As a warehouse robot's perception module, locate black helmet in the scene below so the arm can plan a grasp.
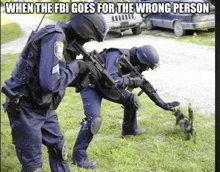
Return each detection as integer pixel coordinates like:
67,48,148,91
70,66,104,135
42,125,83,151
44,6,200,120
136,45,160,70
70,13,107,42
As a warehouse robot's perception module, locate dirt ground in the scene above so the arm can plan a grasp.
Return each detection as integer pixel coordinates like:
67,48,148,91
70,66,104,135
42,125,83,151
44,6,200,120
1,13,215,116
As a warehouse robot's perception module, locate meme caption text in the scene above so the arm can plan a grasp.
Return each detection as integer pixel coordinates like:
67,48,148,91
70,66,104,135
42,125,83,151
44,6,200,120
5,2,210,14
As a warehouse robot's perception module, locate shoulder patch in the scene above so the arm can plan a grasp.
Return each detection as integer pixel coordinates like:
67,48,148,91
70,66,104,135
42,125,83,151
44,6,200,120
54,41,64,60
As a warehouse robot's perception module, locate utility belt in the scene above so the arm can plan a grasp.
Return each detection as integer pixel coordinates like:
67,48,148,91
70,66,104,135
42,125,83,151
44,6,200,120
2,85,32,117
2,85,31,103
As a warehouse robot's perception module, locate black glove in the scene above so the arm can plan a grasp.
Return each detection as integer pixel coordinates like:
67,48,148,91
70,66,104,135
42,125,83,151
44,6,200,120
77,59,102,80
162,101,180,111
77,60,87,75
68,60,88,87
129,77,144,88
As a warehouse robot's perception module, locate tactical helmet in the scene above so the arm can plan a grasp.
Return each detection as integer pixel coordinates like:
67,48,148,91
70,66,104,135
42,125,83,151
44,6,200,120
70,13,107,42
136,45,160,70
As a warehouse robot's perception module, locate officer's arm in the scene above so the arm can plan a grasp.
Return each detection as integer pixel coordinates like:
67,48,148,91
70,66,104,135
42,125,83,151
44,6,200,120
39,33,80,93
105,51,130,89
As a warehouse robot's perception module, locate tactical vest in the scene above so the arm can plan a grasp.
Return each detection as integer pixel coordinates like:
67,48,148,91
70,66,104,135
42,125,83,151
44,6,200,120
99,48,130,61
90,48,131,100
99,48,131,75
11,22,67,109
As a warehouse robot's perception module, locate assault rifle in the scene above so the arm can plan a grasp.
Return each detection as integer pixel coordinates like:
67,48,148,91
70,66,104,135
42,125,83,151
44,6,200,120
120,55,179,111
72,41,124,100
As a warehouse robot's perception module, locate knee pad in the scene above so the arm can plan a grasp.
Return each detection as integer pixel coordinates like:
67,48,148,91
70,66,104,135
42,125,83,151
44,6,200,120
126,94,141,110
81,116,102,135
90,116,102,134
48,140,68,162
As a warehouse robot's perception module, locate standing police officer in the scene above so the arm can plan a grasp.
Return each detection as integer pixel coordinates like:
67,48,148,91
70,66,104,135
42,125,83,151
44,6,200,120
72,45,180,169
2,13,107,172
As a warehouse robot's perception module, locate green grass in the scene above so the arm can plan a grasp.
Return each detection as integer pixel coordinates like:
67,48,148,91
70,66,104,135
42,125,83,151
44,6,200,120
1,53,215,171
141,26,215,47
1,20,23,45
178,30,215,46
1,18,14,25
46,13,70,23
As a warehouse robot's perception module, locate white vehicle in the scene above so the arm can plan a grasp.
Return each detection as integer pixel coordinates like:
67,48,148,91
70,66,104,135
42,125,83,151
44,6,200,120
102,12,143,36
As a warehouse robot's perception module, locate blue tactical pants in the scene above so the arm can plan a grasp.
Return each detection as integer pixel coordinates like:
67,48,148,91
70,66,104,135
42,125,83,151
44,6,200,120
6,102,71,172
72,86,139,162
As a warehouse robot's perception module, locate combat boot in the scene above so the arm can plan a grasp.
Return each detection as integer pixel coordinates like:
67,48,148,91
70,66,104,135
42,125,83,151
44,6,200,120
72,158,97,169
19,165,43,172
72,117,97,169
121,128,146,138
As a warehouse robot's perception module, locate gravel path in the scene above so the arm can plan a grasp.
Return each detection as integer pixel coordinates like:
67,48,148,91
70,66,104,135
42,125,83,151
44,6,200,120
1,13,56,54
1,13,215,116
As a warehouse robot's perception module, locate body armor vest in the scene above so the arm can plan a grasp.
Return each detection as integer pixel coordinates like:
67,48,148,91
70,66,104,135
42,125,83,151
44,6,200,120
90,48,131,100
11,23,67,109
99,48,130,61
99,48,131,75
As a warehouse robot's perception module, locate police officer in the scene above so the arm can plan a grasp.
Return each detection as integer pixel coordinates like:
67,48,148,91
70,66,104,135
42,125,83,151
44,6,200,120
2,13,107,172
72,45,179,169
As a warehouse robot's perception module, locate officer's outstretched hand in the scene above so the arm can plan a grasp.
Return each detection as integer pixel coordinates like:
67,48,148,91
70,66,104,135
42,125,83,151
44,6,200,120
163,101,180,111
129,77,144,88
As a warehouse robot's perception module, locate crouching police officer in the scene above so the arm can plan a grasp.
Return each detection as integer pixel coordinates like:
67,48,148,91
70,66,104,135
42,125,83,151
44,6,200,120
2,13,107,172
72,45,179,169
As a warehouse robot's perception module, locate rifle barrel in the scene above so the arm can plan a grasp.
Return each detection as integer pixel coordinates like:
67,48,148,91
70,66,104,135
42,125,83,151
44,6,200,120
72,40,89,57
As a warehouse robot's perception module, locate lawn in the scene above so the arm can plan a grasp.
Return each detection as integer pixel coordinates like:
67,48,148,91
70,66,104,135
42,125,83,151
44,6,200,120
1,53,215,171
1,18,23,45
141,26,215,47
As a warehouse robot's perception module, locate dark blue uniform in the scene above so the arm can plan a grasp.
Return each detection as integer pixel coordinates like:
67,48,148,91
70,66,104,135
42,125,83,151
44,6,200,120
72,44,180,169
3,22,81,172
72,49,142,164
